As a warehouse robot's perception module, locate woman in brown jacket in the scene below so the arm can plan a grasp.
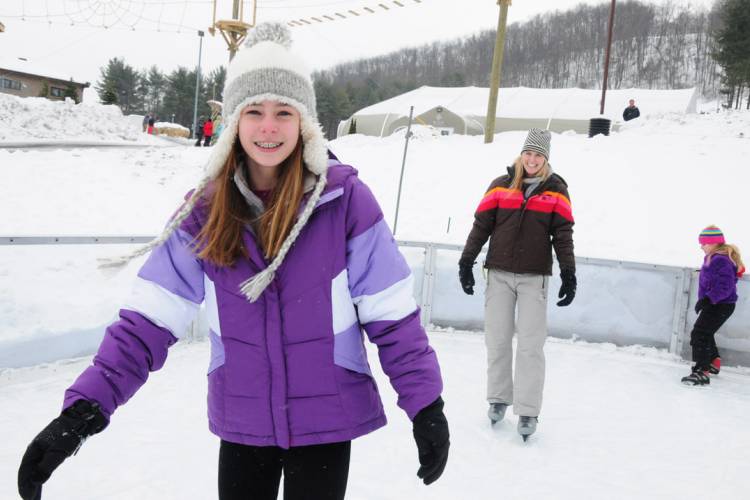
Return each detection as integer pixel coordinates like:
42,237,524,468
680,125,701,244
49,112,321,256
459,128,576,441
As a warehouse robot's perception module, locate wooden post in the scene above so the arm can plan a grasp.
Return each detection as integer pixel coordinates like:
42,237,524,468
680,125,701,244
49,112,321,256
599,0,616,115
210,0,257,61
484,0,512,144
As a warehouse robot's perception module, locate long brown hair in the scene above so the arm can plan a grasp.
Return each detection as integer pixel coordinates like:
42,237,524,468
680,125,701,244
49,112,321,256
197,138,305,265
509,155,552,191
257,139,304,258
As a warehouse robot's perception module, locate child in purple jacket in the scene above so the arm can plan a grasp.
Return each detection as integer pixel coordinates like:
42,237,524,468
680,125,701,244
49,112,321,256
18,23,449,500
682,226,745,385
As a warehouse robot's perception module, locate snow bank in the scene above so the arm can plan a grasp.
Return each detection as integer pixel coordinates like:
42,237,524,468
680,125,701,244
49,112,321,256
0,93,148,142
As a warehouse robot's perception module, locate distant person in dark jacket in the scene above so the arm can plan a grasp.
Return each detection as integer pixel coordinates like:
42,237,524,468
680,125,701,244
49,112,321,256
202,117,214,146
623,99,640,121
195,116,205,147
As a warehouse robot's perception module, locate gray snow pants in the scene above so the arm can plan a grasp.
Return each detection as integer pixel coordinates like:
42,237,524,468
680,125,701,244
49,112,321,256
484,269,549,417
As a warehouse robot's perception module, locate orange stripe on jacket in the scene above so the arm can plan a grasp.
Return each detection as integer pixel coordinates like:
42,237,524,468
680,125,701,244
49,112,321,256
476,187,523,213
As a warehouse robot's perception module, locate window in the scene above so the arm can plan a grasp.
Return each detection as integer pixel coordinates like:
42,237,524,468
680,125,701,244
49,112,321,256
1,78,22,90
50,86,65,97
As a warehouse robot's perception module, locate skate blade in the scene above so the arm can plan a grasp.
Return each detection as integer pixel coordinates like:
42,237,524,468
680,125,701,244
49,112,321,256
681,380,709,386
521,434,530,442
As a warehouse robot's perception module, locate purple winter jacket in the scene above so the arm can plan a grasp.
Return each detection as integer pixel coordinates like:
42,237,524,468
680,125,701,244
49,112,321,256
64,160,443,448
698,253,739,304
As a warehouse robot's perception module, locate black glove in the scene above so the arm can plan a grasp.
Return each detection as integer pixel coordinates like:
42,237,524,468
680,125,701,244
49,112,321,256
412,397,450,485
556,269,577,307
695,297,709,314
18,399,107,500
459,261,475,295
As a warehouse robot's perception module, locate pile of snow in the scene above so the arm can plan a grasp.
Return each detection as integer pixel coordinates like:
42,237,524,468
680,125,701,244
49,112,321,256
0,93,156,143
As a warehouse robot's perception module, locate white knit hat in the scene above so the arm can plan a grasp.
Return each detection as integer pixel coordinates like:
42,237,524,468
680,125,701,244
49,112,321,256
521,128,551,160
101,22,329,303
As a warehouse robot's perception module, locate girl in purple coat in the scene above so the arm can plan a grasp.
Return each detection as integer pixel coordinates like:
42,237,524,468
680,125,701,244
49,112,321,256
681,225,745,386
18,23,448,500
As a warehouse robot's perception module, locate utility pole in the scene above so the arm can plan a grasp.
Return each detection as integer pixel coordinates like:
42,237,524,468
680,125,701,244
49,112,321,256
600,0,616,115
484,0,512,144
210,0,257,61
192,30,205,140
393,106,414,237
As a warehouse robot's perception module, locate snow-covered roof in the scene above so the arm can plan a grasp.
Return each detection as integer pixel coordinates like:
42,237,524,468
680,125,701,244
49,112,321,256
354,86,697,122
0,56,89,85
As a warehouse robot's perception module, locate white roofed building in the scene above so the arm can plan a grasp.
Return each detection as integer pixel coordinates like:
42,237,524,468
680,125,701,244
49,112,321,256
338,85,699,137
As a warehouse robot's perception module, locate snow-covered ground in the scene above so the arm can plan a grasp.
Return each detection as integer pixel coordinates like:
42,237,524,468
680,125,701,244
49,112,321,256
1,95,749,498
2,333,749,500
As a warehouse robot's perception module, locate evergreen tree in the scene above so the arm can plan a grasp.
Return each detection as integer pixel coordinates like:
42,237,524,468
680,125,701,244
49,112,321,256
206,66,226,103
313,79,337,138
64,80,79,103
712,0,750,108
162,67,202,126
101,82,118,105
37,82,49,98
96,58,142,112
145,66,166,117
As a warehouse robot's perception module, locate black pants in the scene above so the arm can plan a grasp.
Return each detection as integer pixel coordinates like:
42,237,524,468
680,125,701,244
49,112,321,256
218,440,351,500
195,134,203,146
690,303,735,369
203,134,213,146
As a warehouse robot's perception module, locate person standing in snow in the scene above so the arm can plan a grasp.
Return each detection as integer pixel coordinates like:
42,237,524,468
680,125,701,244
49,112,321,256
194,115,205,147
18,22,449,500
681,226,744,386
202,116,214,147
622,99,640,121
458,128,575,441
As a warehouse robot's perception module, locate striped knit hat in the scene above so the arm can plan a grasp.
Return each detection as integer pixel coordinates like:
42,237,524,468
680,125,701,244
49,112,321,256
101,22,329,303
699,225,725,245
522,128,551,160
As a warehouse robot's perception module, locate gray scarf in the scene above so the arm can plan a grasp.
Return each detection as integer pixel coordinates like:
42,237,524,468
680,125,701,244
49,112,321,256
522,166,554,199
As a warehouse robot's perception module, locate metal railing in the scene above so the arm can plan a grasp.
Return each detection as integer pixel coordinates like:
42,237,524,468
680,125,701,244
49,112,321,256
3,235,749,367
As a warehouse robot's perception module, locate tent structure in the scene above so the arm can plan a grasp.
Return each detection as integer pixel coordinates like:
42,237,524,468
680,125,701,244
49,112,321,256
337,85,699,138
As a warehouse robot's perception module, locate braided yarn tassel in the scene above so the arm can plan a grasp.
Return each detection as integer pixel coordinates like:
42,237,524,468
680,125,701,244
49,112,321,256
239,170,327,302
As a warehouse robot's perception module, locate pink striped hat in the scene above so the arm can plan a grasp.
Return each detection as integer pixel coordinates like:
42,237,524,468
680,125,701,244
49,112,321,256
698,225,725,245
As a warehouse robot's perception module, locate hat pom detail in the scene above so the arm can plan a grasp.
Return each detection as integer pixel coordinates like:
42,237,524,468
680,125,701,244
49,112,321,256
245,22,292,49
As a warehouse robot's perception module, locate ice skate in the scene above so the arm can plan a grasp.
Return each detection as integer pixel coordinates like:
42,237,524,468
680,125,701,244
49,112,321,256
681,367,710,386
487,403,508,425
517,416,538,441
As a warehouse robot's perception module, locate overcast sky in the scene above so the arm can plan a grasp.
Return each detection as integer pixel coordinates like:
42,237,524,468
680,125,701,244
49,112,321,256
0,0,715,89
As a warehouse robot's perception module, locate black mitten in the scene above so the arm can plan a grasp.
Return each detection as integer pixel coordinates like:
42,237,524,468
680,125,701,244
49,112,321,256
412,397,450,485
458,261,476,295
18,399,107,500
694,297,708,314
556,269,577,307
